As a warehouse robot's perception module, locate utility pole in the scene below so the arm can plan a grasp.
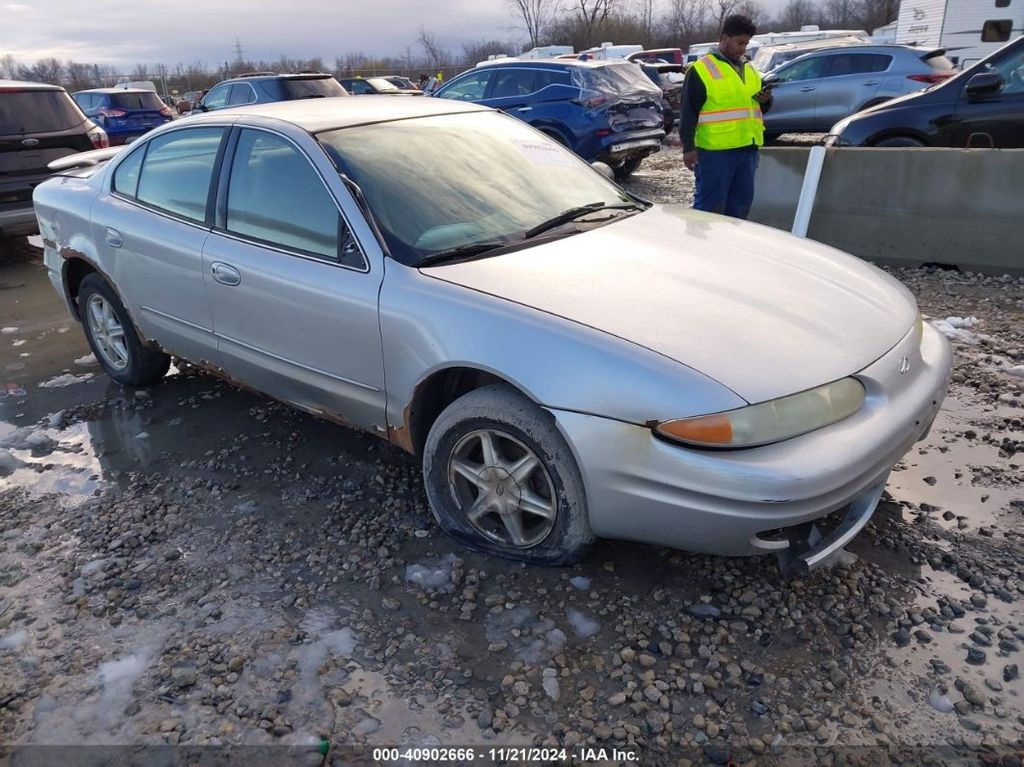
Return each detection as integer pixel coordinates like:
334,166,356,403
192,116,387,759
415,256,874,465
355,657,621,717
234,39,244,70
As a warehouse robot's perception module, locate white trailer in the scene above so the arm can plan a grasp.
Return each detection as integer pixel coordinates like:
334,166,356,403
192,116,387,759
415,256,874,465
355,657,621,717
896,0,1024,66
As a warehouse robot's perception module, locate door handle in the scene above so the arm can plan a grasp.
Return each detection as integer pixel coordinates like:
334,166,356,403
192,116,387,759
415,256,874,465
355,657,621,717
514,106,532,112
862,81,879,86
210,262,241,286
104,227,123,248
799,86,816,92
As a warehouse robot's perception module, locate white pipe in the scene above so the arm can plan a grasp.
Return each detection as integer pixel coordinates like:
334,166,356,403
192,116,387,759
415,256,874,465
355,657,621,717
791,145,827,238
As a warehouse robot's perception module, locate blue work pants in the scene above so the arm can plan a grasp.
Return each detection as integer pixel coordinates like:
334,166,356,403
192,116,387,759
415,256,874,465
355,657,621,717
693,145,760,220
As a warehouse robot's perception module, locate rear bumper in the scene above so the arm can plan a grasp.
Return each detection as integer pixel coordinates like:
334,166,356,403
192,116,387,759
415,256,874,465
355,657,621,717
596,129,665,163
0,203,38,237
549,322,952,567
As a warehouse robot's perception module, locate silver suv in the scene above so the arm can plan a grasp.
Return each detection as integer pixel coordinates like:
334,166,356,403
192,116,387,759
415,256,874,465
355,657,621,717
762,45,956,136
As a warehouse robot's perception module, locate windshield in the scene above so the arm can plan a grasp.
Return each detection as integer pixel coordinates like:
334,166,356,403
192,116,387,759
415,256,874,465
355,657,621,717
574,63,663,98
319,112,637,265
0,89,85,134
283,77,347,99
367,78,400,92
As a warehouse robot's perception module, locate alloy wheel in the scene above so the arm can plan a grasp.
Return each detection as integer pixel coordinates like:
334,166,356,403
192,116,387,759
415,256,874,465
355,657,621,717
86,294,130,372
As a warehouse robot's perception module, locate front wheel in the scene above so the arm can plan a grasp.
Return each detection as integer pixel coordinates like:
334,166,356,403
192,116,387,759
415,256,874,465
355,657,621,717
613,157,644,181
79,273,170,387
423,384,593,565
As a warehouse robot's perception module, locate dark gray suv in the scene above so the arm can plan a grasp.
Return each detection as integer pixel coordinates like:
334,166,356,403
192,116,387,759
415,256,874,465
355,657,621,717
197,72,349,112
1,80,108,241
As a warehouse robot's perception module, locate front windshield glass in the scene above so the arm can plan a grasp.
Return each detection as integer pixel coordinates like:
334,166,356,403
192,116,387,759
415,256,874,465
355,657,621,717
367,78,400,92
319,112,636,265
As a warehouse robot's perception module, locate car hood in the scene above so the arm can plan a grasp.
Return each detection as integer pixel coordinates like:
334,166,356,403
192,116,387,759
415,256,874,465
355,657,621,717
421,205,917,404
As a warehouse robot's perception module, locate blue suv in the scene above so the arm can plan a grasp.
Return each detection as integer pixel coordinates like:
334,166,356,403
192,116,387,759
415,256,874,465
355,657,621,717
432,59,665,179
72,88,173,146
196,72,348,112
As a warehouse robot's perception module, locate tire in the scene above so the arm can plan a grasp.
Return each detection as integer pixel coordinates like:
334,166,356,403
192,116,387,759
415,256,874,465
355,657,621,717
423,384,594,565
874,136,925,147
78,273,170,387
613,157,644,181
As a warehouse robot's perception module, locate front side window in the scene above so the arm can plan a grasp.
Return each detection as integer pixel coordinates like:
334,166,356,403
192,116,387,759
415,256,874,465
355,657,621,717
777,56,827,82
202,85,231,110
135,128,224,222
987,45,1024,93
825,53,892,77
344,79,373,95
982,19,1013,41
438,71,492,101
226,129,359,265
490,69,537,98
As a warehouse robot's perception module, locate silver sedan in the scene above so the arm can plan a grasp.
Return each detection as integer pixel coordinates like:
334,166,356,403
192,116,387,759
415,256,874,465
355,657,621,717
33,97,952,573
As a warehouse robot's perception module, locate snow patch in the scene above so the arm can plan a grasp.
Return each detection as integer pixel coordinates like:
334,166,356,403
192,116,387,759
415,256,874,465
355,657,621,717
74,354,97,366
0,629,28,650
12,340,26,347
1,327,17,334
0,426,55,454
569,576,591,591
38,373,94,388
405,554,457,592
1006,365,1024,379
566,609,601,638
930,316,981,344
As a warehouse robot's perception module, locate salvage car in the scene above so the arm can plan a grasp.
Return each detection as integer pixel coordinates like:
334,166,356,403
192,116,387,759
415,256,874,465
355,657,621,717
432,59,665,180
33,97,952,572
73,88,174,145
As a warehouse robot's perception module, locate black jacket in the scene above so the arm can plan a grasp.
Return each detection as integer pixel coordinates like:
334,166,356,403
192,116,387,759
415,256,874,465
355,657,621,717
679,51,773,153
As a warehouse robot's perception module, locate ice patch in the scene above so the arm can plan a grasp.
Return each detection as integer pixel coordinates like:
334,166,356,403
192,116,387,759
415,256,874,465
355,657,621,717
928,688,954,713
930,316,981,344
1006,365,1024,379
1,327,17,334
0,448,23,476
486,606,567,665
38,373,94,388
0,629,28,650
321,628,357,657
74,354,97,366
0,426,55,454
12,340,26,347
542,674,561,701
405,554,457,592
569,576,591,591
566,609,601,638
97,652,149,711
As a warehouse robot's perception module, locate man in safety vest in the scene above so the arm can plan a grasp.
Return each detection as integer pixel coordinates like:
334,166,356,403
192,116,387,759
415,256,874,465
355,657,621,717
679,14,773,219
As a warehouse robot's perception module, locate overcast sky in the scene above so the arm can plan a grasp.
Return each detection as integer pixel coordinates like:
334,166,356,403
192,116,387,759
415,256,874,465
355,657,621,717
4,0,538,71
4,0,791,71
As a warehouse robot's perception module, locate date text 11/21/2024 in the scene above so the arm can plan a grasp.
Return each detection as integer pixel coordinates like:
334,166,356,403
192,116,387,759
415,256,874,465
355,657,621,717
372,746,641,763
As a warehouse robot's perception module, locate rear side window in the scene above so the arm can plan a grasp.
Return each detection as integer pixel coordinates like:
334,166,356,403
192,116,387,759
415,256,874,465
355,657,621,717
136,128,224,222
226,129,360,266
282,78,347,99
112,144,146,197
228,83,255,105
490,69,537,98
0,89,85,133
109,92,165,110
982,19,1013,41
535,69,571,90
825,53,892,76
925,53,956,70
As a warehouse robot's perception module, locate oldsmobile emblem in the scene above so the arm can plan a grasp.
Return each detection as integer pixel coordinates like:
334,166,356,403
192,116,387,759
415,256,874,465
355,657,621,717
21,138,40,147
898,356,911,375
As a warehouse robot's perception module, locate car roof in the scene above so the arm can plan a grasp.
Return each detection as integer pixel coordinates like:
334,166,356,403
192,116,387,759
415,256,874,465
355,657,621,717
475,57,632,69
74,88,155,94
180,94,490,133
221,72,335,82
0,79,66,92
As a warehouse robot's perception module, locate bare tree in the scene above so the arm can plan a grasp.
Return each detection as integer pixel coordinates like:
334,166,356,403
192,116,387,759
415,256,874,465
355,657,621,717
416,26,449,70
777,0,815,29
823,0,858,27
573,0,616,47
667,0,712,40
0,54,17,79
856,0,899,31
505,0,558,48
636,0,656,40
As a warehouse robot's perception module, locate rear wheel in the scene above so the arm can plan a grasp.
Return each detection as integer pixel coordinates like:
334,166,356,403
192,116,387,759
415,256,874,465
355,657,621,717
423,384,593,565
79,273,170,387
874,136,925,147
613,157,644,181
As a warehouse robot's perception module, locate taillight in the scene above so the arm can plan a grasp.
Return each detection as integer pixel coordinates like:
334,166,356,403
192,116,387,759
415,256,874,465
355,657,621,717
159,106,172,117
908,72,954,84
573,93,607,109
86,123,109,149
98,108,128,118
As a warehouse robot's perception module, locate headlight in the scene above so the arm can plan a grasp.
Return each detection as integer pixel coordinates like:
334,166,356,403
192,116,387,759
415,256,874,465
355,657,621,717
654,377,866,449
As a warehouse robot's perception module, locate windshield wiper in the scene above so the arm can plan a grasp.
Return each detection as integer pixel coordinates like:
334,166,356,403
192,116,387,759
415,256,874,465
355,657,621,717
524,201,642,239
415,239,514,268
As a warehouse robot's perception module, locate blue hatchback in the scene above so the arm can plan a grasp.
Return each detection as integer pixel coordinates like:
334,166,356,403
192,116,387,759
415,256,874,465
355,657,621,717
72,88,173,146
72,88,172,145
432,59,665,179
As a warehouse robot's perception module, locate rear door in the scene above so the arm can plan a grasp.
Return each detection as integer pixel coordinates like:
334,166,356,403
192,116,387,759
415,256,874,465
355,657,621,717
765,56,827,132
202,126,387,430
949,43,1024,147
0,87,91,212
814,52,893,127
482,67,538,117
100,126,226,363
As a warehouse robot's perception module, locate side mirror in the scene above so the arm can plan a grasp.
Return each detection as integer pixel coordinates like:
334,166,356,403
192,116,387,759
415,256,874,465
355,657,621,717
965,72,1003,100
591,161,615,181
761,72,780,87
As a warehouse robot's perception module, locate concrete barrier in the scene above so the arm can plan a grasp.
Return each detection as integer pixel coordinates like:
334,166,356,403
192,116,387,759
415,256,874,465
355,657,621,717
749,147,1024,275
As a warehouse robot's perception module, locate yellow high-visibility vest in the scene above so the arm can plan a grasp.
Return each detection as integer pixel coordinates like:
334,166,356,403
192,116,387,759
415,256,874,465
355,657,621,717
692,54,764,151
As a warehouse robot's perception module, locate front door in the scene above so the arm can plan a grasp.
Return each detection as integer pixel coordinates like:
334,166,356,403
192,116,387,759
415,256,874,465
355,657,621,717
202,127,387,432
767,56,827,133
949,45,1024,148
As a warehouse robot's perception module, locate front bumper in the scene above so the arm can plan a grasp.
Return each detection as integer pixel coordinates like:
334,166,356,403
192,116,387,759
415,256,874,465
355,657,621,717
550,322,952,568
